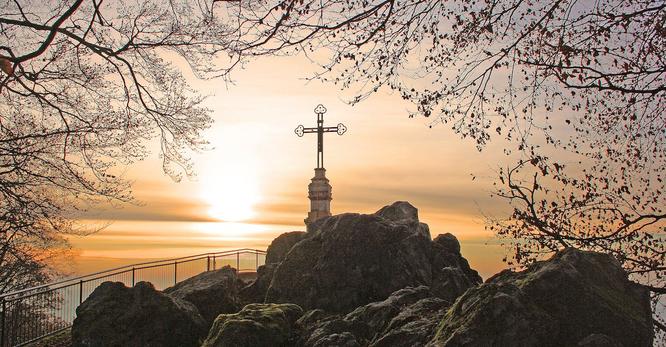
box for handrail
[0,248,265,300]
[0,247,268,347]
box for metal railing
[0,248,266,347]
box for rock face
[201,303,303,347]
[374,201,428,238]
[265,231,306,264]
[164,266,241,325]
[299,286,448,347]
[240,231,306,304]
[430,248,653,346]
[429,233,481,304]
[577,334,623,347]
[239,263,276,304]
[72,281,206,347]
[264,202,481,312]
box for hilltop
[71,202,653,346]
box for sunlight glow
[199,165,261,222]
[193,221,265,240]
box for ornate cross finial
[294,104,347,168]
[314,104,327,114]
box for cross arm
[303,126,345,133]
[294,122,347,137]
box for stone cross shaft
[294,104,347,169]
[294,104,347,226]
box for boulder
[370,296,449,347]
[429,248,653,346]
[375,200,420,222]
[375,201,431,240]
[431,233,460,254]
[577,334,623,347]
[201,303,303,347]
[265,202,481,312]
[239,263,277,305]
[239,231,305,305]
[164,266,242,325]
[300,316,364,347]
[299,286,448,346]
[344,286,436,339]
[266,231,306,264]
[429,233,482,304]
[72,281,206,347]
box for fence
[0,248,266,347]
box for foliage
[0,0,235,293]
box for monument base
[305,168,332,226]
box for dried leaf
[0,57,13,76]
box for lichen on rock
[429,248,653,346]
[265,231,306,264]
[164,265,242,326]
[263,201,481,313]
[201,303,304,347]
[298,286,449,346]
[72,281,207,347]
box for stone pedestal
[305,168,332,226]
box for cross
[294,104,347,168]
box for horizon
[63,54,513,280]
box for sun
[199,167,261,222]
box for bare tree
[2,0,663,333]
[215,0,665,332]
[0,0,239,292]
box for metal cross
[294,104,347,168]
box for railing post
[255,251,259,271]
[1,298,6,347]
[207,256,210,272]
[236,252,240,271]
[79,280,83,305]
[174,261,178,285]
[131,267,135,286]
[213,255,216,270]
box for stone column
[305,168,332,226]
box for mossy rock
[201,303,303,347]
[25,328,71,347]
[429,248,653,346]
[265,231,306,264]
[72,281,206,347]
[164,266,242,326]
[265,202,481,313]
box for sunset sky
[67,54,514,279]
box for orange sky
[66,55,512,279]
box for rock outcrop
[164,266,242,325]
[239,263,277,304]
[201,303,303,347]
[369,296,449,346]
[429,233,481,304]
[577,334,623,347]
[299,286,448,346]
[374,201,430,240]
[430,248,653,346]
[263,201,481,312]
[72,281,207,347]
[240,231,306,304]
[70,202,655,347]
[265,231,306,264]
